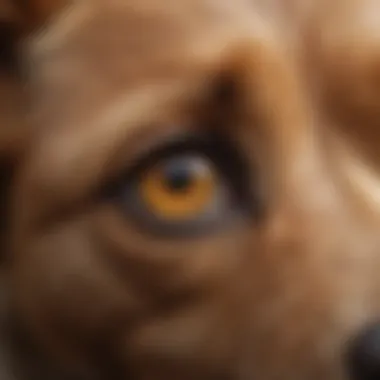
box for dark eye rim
[103,131,261,237]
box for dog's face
[8,0,380,379]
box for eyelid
[103,132,214,194]
[101,130,202,192]
[110,132,250,197]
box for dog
[2,0,380,379]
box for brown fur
[2,0,380,379]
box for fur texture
[2,1,380,379]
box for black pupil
[162,158,196,192]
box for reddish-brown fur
[2,1,380,379]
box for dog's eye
[138,155,218,221]
[111,134,252,236]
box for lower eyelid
[119,179,230,236]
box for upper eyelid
[106,133,232,193]
[100,131,203,193]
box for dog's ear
[0,0,17,21]
[0,1,30,162]
[0,1,71,163]
[0,4,32,258]
[10,0,70,33]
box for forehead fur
[18,0,380,220]
[24,0,290,131]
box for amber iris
[138,155,217,220]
